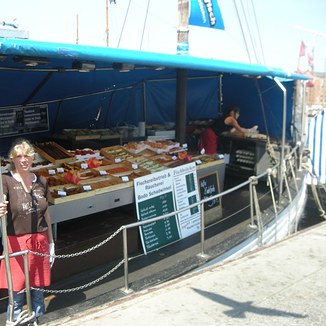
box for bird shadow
[192,288,307,319]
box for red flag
[299,40,305,57]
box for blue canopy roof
[0,38,309,153]
[0,38,307,81]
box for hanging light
[112,63,135,72]
[72,60,96,72]
[13,56,50,66]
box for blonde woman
[0,138,54,323]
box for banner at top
[189,0,225,30]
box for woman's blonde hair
[8,139,35,170]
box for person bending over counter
[199,106,258,154]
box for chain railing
[0,143,304,323]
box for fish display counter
[24,141,226,234]
[220,133,287,176]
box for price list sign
[134,169,180,254]
[0,105,49,137]
[173,162,201,238]
[199,172,220,210]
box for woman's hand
[248,125,259,133]
[0,201,8,217]
[49,242,55,268]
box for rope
[140,0,151,50]
[302,154,326,219]
[117,0,132,48]
[254,79,269,136]
[233,0,252,63]
[302,160,326,219]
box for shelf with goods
[24,140,225,225]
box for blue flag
[189,0,225,30]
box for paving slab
[43,221,326,326]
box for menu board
[198,172,220,210]
[198,171,222,226]
[0,105,49,137]
[134,169,180,254]
[173,162,201,238]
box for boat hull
[202,173,308,267]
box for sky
[1,0,326,73]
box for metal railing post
[198,202,208,258]
[23,252,33,318]
[267,168,279,241]
[252,181,263,246]
[122,227,132,294]
[283,167,292,203]
[249,176,257,228]
[0,165,15,323]
[287,156,299,193]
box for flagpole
[177,0,189,55]
[0,160,14,323]
[106,0,109,47]
[76,14,79,44]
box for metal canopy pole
[175,69,187,144]
[0,160,15,323]
[274,78,287,199]
[175,0,189,144]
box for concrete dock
[43,220,326,326]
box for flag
[189,0,225,30]
[299,40,305,57]
[296,40,315,87]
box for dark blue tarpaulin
[0,38,308,153]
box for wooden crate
[34,142,75,164]
[49,176,130,204]
[100,146,135,162]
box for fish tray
[100,146,135,162]
[49,175,129,204]
[34,141,75,164]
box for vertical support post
[299,81,307,171]
[0,160,14,323]
[249,177,255,227]
[143,82,147,123]
[122,227,132,294]
[197,202,209,259]
[200,202,205,256]
[251,180,263,246]
[288,157,299,193]
[273,78,287,199]
[175,69,187,144]
[267,168,279,241]
[23,252,33,318]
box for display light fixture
[72,60,96,72]
[13,56,50,66]
[112,63,135,72]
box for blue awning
[0,38,308,80]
